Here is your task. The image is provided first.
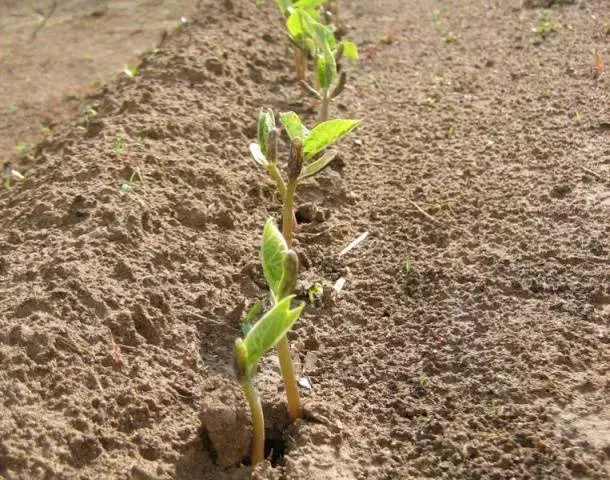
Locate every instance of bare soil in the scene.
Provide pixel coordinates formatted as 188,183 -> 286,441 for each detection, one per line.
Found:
1,0 -> 609,479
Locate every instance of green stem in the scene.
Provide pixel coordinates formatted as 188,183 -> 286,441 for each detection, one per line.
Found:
282,181 -> 297,248
267,163 -> 286,201
277,180 -> 302,420
319,88 -> 329,123
240,378 -> 265,466
277,336 -> 301,419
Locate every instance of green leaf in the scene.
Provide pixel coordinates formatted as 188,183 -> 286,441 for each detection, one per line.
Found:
249,143 -> 268,168
286,8 -> 308,40
309,19 -> 336,51
303,119 -> 361,160
299,149 -> 337,179
280,111 -> 310,140
342,41 -> 359,60
257,109 -> 275,156
242,300 -> 264,335
316,40 -> 336,90
261,218 -> 288,298
243,295 -> 304,369
307,282 -> 323,302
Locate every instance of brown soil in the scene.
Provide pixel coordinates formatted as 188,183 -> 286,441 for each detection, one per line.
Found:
1,0 -> 609,479
0,0 -> 197,162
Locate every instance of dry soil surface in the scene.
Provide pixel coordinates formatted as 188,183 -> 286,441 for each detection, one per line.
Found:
1,0 -> 609,479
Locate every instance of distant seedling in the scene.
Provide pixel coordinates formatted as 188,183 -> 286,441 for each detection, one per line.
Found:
443,32 -> 457,43
114,138 -> 144,198
532,17 -> 559,38
286,9 -> 358,122
592,48 -> 605,78
123,64 -> 139,78
2,162 -> 24,190
277,2 -> 358,120
15,142 -> 28,158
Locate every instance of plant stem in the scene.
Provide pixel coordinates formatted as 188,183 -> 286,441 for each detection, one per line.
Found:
240,378 -> 265,465
277,180 -> 302,420
282,181 -> 297,247
267,163 -> 286,201
294,47 -> 307,82
277,336 -> 301,419
319,87 -> 329,123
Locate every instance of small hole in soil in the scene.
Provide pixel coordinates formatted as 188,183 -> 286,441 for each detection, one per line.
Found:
294,207 -> 313,224
243,429 -> 287,467
264,433 -> 286,467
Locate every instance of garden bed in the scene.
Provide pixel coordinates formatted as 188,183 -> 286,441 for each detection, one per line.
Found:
0,0 -> 608,479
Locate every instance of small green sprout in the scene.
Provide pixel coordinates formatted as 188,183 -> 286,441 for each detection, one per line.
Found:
308,282 -> 323,302
574,111 -> 582,123
419,375 -> 429,387
532,18 -> 560,38
3,162 -> 24,191
443,31 -> 457,43
114,138 -> 124,158
15,142 -> 28,158
234,219 -> 304,465
490,398 -> 500,417
119,169 -> 144,199
422,96 -> 437,107
447,124 -> 457,138
123,64 -> 139,78
248,109 -> 360,420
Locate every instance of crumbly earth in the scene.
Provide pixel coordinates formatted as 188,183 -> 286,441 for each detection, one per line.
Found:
0,0 -> 197,161
1,0 -> 609,479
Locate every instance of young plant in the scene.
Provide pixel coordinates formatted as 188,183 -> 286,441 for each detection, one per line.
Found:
114,138 -> 144,198
2,162 -> 24,190
592,48 -> 605,78
119,170 -> 144,199
532,17 -> 559,38
275,0 -> 326,81
279,2 -> 358,117
249,108 -> 360,419
288,10 -> 358,121
234,219 -> 304,465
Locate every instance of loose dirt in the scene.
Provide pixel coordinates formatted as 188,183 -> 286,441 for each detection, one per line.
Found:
1,0 -> 609,479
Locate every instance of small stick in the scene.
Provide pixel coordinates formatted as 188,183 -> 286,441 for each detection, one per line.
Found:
408,199 -> 440,224
580,166 -> 605,180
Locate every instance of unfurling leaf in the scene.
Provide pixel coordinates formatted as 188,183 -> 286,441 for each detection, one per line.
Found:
243,295 -> 304,369
299,149 -> 337,179
257,109 -> 276,157
316,41 -> 336,90
280,111 -> 310,140
249,143 -> 269,168
261,218 -> 288,298
341,41 -> 359,60
303,119 -> 361,160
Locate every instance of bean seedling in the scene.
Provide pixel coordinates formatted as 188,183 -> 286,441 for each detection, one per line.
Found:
234,219 -> 304,465
248,108 -> 360,420
283,7 -> 358,120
